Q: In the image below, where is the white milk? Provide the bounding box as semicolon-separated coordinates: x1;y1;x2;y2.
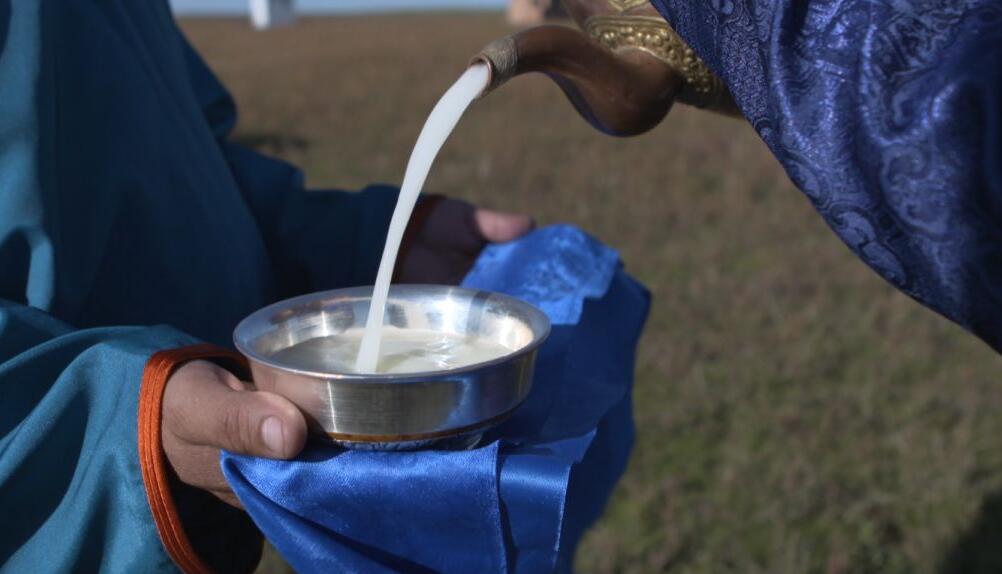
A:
355;64;491;373
279;329;511;375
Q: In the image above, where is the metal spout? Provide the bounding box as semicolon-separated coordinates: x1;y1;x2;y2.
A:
472;25;682;137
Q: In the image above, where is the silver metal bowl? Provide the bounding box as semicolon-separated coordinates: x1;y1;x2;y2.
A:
233;285;550;450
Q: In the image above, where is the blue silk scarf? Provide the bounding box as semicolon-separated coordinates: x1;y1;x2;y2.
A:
221;225;650;573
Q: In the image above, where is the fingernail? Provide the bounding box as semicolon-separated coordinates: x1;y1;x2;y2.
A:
261;416;285;456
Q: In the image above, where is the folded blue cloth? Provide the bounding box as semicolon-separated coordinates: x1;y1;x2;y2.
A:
222;225;650;573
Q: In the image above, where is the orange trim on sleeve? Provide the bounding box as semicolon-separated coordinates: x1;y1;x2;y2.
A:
138;344;248;574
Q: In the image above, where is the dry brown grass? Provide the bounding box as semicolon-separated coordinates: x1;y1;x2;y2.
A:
182;14;1002;574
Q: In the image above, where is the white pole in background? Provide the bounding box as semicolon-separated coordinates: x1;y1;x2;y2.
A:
249;0;296;29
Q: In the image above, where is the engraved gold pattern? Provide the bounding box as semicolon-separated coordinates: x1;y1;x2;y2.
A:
584;15;727;109
607;0;650;10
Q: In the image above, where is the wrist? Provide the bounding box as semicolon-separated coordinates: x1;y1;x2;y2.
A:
139;344;261;574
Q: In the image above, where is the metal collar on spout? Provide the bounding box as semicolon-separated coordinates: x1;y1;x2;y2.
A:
471;35;518;96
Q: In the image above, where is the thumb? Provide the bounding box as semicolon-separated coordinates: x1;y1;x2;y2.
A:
165;362;308;459
474;208;535;243
221;391;307;459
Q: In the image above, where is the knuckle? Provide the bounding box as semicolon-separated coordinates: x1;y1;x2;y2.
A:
162;401;188;433
162;387;193;434
220;404;257;454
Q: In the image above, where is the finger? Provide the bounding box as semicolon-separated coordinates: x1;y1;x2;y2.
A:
473;209;534;243
162;430;246;510
166;370;307;459
224;376;251;392
162;435;234;494
396;242;476;285
418;197;485;254
209;488;244;509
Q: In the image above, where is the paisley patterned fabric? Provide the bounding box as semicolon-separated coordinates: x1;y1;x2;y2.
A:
649;0;1002;352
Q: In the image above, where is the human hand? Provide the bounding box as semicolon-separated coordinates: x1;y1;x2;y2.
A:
396;196;534;284
162;360;307;507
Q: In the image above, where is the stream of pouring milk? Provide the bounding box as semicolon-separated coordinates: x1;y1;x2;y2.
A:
355;63;491;373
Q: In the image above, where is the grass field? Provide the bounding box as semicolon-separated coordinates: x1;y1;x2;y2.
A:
181;14;1002;573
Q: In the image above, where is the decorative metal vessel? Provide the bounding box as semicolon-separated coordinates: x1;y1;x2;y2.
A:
473;0;739;136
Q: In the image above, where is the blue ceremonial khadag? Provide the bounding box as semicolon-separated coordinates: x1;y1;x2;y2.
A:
221;225;651;573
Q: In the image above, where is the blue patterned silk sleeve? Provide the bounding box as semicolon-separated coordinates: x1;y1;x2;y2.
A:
649;0;1002;351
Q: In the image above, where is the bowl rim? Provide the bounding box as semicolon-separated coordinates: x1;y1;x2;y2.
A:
233;284;551;382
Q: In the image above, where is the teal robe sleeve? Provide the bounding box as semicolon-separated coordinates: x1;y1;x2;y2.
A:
0;300;200;572
179;33;399;297
0;4;194;568
0;0;401;345
0;1;399;571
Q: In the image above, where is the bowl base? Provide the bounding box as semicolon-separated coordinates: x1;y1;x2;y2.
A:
330;430;485;451
320;401;523;451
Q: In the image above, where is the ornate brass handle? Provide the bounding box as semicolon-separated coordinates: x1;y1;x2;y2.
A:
583;15;733;112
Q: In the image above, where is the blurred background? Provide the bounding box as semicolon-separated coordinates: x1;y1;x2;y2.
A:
172;2;1002;572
